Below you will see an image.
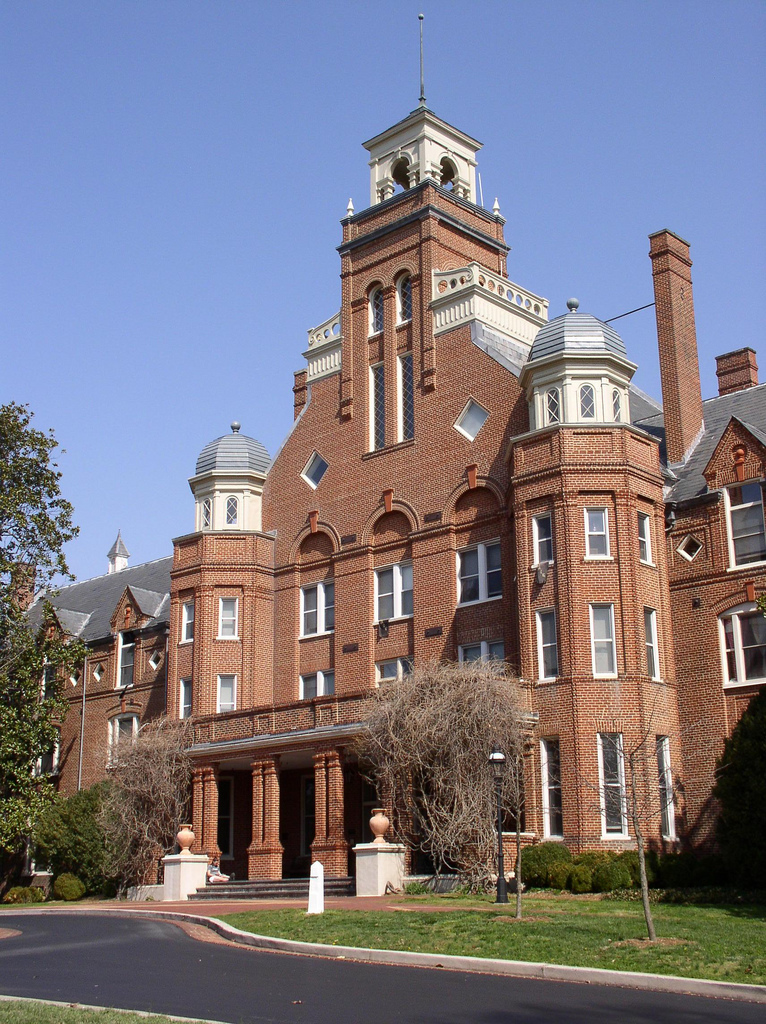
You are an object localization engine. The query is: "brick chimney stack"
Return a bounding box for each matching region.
[649,230,704,465]
[715,348,759,396]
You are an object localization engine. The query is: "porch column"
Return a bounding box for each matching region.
[247,756,284,880]
[191,768,205,854]
[201,765,221,860]
[311,747,349,877]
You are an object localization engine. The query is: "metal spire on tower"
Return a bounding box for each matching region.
[419,14,426,107]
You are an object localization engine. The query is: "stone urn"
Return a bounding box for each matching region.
[370,808,390,845]
[176,824,195,855]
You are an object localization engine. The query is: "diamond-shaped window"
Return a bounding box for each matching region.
[454,400,489,441]
[302,452,329,489]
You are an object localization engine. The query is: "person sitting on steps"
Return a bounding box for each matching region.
[206,857,230,884]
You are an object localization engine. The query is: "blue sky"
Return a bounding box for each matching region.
[3,1,764,584]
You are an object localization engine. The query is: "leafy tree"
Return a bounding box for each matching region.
[0,403,82,869]
[358,661,527,896]
[34,781,112,894]
[714,687,766,886]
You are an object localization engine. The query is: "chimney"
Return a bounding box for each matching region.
[715,348,759,396]
[649,230,704,465]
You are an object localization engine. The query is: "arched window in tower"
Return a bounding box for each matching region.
[391,157,411,192]
[546,388,560,425]
[440,157,457,190]
[396,275,412,323]
[612,389,622,422]
[579,383,596,419]
[369,287,384,335]
[226,496,238,527]
[201,498,212,530]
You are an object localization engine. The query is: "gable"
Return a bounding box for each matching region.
[702,417,766,491]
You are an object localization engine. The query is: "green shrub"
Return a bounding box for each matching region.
[3,886,45,904]
[617,849,658,887]
[546,861,570,890]
[53,873,85,901]
[591,859,632,893]
[569,863,593,893]
[34,781,111,895]
[573,850,616,872]
[657,852,698,888]
[404,880,431,895]
[520,843,572,887]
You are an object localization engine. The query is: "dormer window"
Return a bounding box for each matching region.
[580,384,596,419]
[396,275,412,323]
[201,498,212,530]
[369,287,384,335]
[118,632,135,689]
[226,496,238,527]
[612,389,622,422]
[546,388,560,425]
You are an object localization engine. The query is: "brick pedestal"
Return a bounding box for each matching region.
[247,756,284,879]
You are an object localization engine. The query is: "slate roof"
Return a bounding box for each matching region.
[28,556,173,643]
[195,424,271,476]
[107,531,129,559]
[528,308,628,363]
[632,383,766,504]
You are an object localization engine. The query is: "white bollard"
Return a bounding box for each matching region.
[307,860,324,914]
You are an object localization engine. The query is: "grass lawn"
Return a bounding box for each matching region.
[0,1001,209,1023]
[219,893,766,985]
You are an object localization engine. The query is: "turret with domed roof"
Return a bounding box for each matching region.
[189,421,271,533]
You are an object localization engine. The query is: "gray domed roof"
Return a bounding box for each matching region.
[528,301,627,363]
[195,422,271,476]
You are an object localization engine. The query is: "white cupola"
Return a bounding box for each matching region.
[520,299,638,430]
[189,422,271,533]
[362,105,482,206]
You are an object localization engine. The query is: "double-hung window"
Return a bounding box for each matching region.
[532,513,553,565]
[598,732,627,836]
[218,598,238,639]
[181,601,194,643]
[109,714,138,752]
[656,736,676,839]
[458,640,504,664]
[536,609,559,679]
[457,541,501,604]
[375,563,413,621]
[179,678,192,719]
[118,632,135,688]
[720,605,766,686]
[301,670,335,699]
[644,607,659,679]
[726,481,766,566]
[217,674,236,713]
[540,738,563,838]
[376,658,413,682]
[397,353,415,441]
[638,512,652,564]
[585,508,610,558]
[590,604,617,677]
[301,581,335,636]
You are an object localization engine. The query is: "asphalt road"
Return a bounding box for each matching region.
[0,912,762,1024]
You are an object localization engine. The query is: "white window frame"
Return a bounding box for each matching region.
[300,669,335,699]
[453,399,489,442]
[301,451,329,490]
[656,736,676,840]
[179,677,192,719]
[375,657,413,683]
[458,640,505,664]
[181,600,195,644]
[638,512,653,565]
[109,713,138,751]
[545,387,560,425]
[540,738,564,839]
[677,534,702,562]
[201,497,212,531]
[579,383,596,419]
[36,727,61,776]
[597,732,628,838]
[217,674,237,713]
[374,562,413,622]
[584,507,610,559]
[369,286,384,335]
[532,513,554,566]
[724,481,766,569]
[300,580,335,637]
[225,495,239,527]
[397,352,415,442]
[644,607,660,680]
[117,632,135,689]
[590,603,617,678]
[395,274,412,324]
[612,388,622,422]
[719,603,766,688]
[535,608,559,681]
[456,540,502,606]
[218,597,239,639]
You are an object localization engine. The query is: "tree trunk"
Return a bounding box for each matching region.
[514,818,522,920]
[629,751,656,941]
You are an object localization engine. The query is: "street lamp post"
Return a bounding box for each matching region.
[488,746,508,904]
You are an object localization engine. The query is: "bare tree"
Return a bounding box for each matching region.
[100,718,192,890]
[358,660,528,893]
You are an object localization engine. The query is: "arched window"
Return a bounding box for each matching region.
[612,389,622,422]
[226,496,238,526]
[440,157,457,190]
[546,388,560,424]
[391,157,410,192]
[579,384,595,419]
[201,498,212,530]
[396,275,412,323]
[369,287,384,335]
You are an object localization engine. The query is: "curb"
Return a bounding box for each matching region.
[12,906,765,1004]
[0,994,231,1024]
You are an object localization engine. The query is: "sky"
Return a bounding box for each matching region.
[3,0,764,585]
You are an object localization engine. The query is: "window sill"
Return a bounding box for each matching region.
[584,556,614,562]
[639,560,656,568]
[299,631,335,642]
[723,678,766,690]
[593,673,619,680]
[363,438,415,460]
[374,615,413,625]
[368,330,383,340]
[531,561,555,570]
[178,639,193,647]
[395,319,412,329]
[457,595,503,609]
[727,558,766,572]
[216,636,240,642]
[601,833,631,842]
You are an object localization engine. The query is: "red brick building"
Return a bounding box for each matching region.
[41,103,765,880]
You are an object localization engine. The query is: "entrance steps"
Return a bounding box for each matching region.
[189,876,355,900]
